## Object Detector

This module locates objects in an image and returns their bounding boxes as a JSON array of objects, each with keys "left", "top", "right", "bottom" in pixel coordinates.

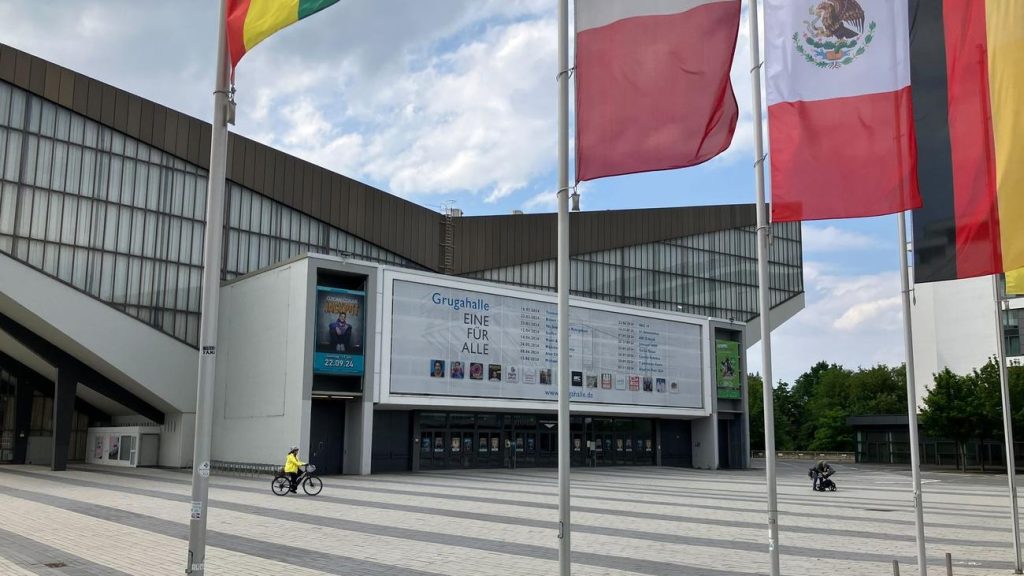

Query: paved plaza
[{"left": 0, "top": 460, "right": 1019, "bottom": 575}]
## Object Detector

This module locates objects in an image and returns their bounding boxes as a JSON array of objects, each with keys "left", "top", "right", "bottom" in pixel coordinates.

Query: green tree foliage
[
  {"left": 748, "top": 374, "right": 764, "bottom": 451},
  {"left": 919, "top": 358, "right": 1023, "bottom": 469},
  {"left": 749, "top": 358, "right": 1024, "bottom": 456},
  {"left": 747, "top": 362, "right": 908, "bottom": 452}
]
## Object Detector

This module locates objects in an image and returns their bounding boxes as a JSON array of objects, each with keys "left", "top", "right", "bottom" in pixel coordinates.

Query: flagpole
[
  {"left": 186, "top": 0, "right": 231, "bottom": 573},
  {"left": 556, "top": 0, "right": 572, "bottom": 573},
  {"left": 897, "top": 211, "right": 928, "bottom": 575},
  {"left": 993, "top": 275, "right": 1023, "bottom": 574},
  {"left": 744, "top": 1, "right": 780, "bottom": 574}
]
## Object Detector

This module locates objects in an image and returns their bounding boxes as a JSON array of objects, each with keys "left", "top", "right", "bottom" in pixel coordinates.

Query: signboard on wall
[
  {"left": 388, "top": 279, "right": 704, "bottom": 408},
  {"left": 715, "top": 340, "right": 742, "bottom": 399},
  {"left": 313, "top": 287, "right": 365, "bottom": 375}
]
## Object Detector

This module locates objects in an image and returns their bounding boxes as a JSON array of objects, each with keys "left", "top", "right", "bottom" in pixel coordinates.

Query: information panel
[
  {"left": 389, "top": 280, "right": 704, "bottom": 408},
  {"left": 313, "top": 287, "right": 365, "bottom": 375}
]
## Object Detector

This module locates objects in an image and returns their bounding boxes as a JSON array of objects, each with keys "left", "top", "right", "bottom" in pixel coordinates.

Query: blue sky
[{"left": 0, "top": 0, "right": 911, "bottom": 385}]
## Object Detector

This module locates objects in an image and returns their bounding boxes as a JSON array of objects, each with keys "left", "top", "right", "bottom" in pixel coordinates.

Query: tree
[
  {"left": 748, "top": 374, "right": 765, "bottom": 451},
  {"left": 920, "top": 368, "right": 986, "bottom": 470},
  {"left": 791, "top": 362, "right": 847, "bottom": 449},
  {"left": 747, "top": 375, "right": 796, "bottom": 451}
]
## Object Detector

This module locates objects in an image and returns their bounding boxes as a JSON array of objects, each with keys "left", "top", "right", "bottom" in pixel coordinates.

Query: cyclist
[{"left": 284, "top": 446, "right": 305, "bottom": 493}]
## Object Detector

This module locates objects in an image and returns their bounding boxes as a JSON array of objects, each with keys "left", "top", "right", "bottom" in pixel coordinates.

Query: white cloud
[
  {"left": 522, "top": 190, "right": 557, "bottom": 211},
  {"left": 802, "top": 224, "right": 883, "bottom": 252},
  {"left": 748, "top": 265, "right": 906, "bottom": 384},
  {"left": 236, "top": 12, "right": 557, "bottom": 203},
  {"left": 712, "top": 1, "right": 767, "bottom": 166},
  {"left": 833, "top": 296, "right": 901, "bottom": 330}
]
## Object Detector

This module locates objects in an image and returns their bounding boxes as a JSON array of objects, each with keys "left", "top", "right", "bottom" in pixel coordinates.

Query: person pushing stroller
[{"left": 809, "top": 459, "right": 835, "bottom": 491}]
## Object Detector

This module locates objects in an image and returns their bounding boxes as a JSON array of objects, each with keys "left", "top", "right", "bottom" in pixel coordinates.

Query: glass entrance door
[
  {"left": 419, "top": 430, "right": 448, "bottom": 470},
  {"left": 538, "top": 430, "right": 557, "bottom": 466},
  {"left": 475, "top": 431, "right": 503, "bottom": 468},
  {"left": 0, "top": 385, "right": 13, "bottom": 464}
]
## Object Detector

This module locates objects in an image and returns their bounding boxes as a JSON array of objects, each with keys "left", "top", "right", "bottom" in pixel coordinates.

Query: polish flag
[
  {"left": 765, "top": 0, "right": 920, "bottom": 222},
  {"left": 575, "top": 0, "right": 741, "bottom": 182}
]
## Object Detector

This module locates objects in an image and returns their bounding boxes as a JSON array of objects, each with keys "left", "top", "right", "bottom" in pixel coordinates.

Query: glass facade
[
  {"left": 0, "top": 80, "right": 414, "bottom": 346},
  {"left": 465, "top": 223, "right": 803, "bottom": 322},
  {"left": 0, "top": 368, "right": 90, "bottom": 463},
  {"left": 416, "top": 411, "right": 655, "bottom": 470},
  {"left": 1, "top": 77, "right": 803, "bottom": 350}
]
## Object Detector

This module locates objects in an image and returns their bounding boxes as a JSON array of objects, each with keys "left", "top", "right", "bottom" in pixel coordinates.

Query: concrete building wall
[
  {"left": 0, "top": 253, "right": 198, "bottom": 413},
  {"left": 212, "top": 259, "right": 311, "bottom": 465},
  {"left": 911, "top": 276, "right": 1000, "bottom": 406},
  {"left": 691, "top": 415, "right": 718, "bottom": 470},
  {"left": 25, "top": 436, "right": 52, "bottom": 466},
  {"left": 159, "top": 412, "right": 196, "bottom": 468}
]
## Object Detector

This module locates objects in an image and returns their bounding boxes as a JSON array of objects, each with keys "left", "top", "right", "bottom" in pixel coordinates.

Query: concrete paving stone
[{"left": 0, "top": 461, "right": 1019, "bottom": 575}]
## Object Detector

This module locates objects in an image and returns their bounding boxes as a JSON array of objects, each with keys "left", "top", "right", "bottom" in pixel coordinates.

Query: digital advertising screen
[
  {"left": 715, "top": 339, "right": 742, "bottom": 399},
  {"left": 314, "top": 287, "right": 366, "bottom": 376},
  {"left": 388, "top": 279, "right": 704, "bottom": 408}
]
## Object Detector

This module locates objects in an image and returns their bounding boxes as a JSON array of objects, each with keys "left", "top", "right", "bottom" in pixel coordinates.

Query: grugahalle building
[{"left": 0, "top": 43, "right": 804, "bottom": 475}]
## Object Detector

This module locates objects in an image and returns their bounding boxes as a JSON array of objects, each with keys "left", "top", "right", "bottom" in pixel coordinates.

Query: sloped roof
[{"left": 1, "top": 42, "right": 760, "bottom": 273}]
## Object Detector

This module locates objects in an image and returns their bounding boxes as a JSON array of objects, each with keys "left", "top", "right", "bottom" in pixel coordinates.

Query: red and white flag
[
  {"left": 575, "top": 0, "right": 741, "bottom": 182},
  {"left": 765, "top": 0, "right": 920, "bottom": 222}
]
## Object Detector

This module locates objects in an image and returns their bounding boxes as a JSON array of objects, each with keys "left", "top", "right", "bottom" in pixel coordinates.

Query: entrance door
[
  {"left": 660, "top": 419, "right": 693, "bottom": 467},
  {"left": 0, "top": 386, "right": 13, "bottom": 463},
  {"left": 538, "top": 430, "right": 557, "bottom": 466},
  {"left": 570, "top": 416, "right": 586, "bottom": 466},
  {"left": 419, "top": 430, "right": 448, "bottom": 470},
  {"left": 449, "top": 431, "right": 475, "bottom": 468},
  {"left": 309, "top": 399, "right": 346, "bottom": 475},
  {"left": 473, "top": 431, "right": 501, "bottom": 468},
  {"left": 718, "top": 419, "right": 731, "bottom": 469}
]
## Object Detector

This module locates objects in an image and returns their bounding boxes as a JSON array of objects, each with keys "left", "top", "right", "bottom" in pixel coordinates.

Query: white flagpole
[
  {"left": 897, "top": 211, "right": 928, "bottom": 575},
  {"left": 992, "top": 275, "right": 1023, "bottom": 574},
  {"left": 744, "top": 1, "right": 780, "bottom": 574},
  {"left": 186, "top": 0, "right": 231, "bottom": 573},
  {"left": 556, "top": 0, "right": 572, "bottom": 573}
]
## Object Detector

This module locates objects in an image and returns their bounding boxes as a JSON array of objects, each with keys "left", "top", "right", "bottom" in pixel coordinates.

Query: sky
[{"left": 0, "top": 0, "right": 911, "bottom": 386}]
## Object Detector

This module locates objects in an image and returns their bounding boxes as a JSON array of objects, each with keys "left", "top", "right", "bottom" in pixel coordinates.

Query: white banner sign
[{"left": 389, "top": 280, "right": 704, "bottom": 408}]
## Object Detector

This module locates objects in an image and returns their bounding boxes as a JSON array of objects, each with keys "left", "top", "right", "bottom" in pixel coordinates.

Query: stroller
[{"left": 808, "top": 467, "right": 837, "bottom": 492}]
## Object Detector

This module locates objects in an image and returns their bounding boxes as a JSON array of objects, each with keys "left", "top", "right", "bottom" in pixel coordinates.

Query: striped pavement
[{"left": 0, "top": 460, "right": 1017, "bottom": 575}]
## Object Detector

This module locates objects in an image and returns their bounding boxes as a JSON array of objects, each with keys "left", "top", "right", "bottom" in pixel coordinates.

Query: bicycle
[{"left": 272, "top": 464, "right": 323, "bottom": 496}]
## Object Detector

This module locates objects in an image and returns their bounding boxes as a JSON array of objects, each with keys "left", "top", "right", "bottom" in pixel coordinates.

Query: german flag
[
  {"left": 227, "top": 0, "right": 340, "bottom": 70},
  {"left": 910, "top": 0, "right": 1024, "bottom": 292}
]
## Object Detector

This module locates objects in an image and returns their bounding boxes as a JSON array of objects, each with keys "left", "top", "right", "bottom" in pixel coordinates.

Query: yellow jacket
[{"left": 284, "top": 452, "right": 304, "bottom": 473}]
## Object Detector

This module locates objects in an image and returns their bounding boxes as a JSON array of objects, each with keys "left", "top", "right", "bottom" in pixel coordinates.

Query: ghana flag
[
  {"left": 227, "top": 0, "right": 340, "bottom": 69},
  {"left": 910, "top": 0, "right": 1024, "bottom": 291}
]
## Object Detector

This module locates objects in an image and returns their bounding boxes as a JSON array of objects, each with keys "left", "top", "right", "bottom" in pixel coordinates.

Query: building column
[
  {"left": 13, "top": 379, "right": 34, "bottom": 464},
  {"left": 411, "top": 412, "right": 421, "bottom": 472},
  {"left": 654, "top": 419, "right": 662, "bottom": 466},
  {"left": 52, "top": 365, "right": 77, "bottom": 471}
]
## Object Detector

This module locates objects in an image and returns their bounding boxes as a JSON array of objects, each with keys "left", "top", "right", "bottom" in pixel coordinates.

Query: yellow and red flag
[
  {"left": 910, "top": 0, "right": 1024, "bottom": 286},
  {"left": 1007, "top": 269, "right": 1024, "bottom": 296},
  {"left": 227, "top": 0, "right": 340, "bottom": 69}
]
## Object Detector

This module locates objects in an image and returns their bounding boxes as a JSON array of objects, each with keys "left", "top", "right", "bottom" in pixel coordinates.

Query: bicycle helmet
[{"left": 289, "top": 445, "right": 300, "bottom": 452}]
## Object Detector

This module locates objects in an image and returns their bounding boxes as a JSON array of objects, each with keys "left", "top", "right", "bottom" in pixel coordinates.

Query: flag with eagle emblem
[{"left": 764, "top": 0, "right": 921, "bottom": 222}]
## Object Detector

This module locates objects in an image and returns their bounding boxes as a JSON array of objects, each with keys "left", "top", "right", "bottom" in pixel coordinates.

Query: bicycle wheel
[
  {"left": 302, "top": 476, "right": 323, "bottom": 496},
  {"left": 271, "top": 475, "right": 291, "bottom": 496}
]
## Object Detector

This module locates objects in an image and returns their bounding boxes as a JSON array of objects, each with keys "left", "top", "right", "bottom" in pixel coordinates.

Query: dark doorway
[
  {"left": 718, "top": 419, "right": 731, "bottom": 469},
  {"left": 371, "top": 410, "right": 411, "bottom": 473},
  {"left": 309, "top": 398, "right": 346, "bottom": 475},
  {"left": 660, "top": 419, "right": 692, "bottom": 467}
]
